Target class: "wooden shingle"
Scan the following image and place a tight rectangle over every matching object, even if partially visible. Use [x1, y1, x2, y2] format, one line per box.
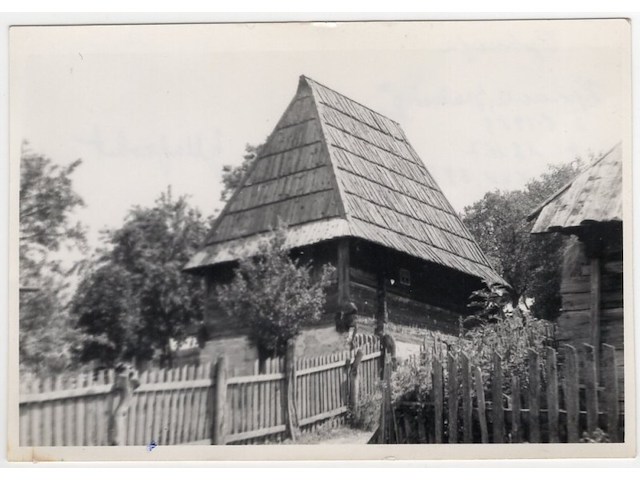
[186, 76, 502, 285]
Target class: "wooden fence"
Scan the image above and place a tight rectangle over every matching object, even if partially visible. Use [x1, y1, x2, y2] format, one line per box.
[19, 335, 381, 446]
[222, 337, 380, 444]
[19, 363, 215, 446]
[374, 342, 624, 444]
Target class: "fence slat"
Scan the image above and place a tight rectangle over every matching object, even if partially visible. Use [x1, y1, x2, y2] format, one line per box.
[433, 358, 443, 443]
[447, 353, 458, 444]
[545, 347, 559, 443]
[528, 349, 540, 443]
[53, 376, 63, 446]
[473, 367, 488, 444]
[42, 377, 52, 445]
[563, 344, 579, 442]
[75, 373, 85, 446]
[492, 353, 504, 443]
[583, 343, 598, 435]
[30, 378, 41, 446]
[602, 344, 620, 442]
[461, 354, 472, 443]
[510, 376, 521, 443]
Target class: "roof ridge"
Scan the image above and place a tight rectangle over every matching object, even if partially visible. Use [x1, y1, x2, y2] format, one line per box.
[301, 75, 403, 129]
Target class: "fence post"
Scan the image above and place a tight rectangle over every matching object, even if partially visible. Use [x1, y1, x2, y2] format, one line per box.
[461, 354, 473, 443]
[528, 349, 540, 443]
[108, 363, 139, 446]
[284, 340, 300, 441]
[474, 367, 489, 443]
[491, 353, 504, 443]
[212, 357, 227, 445]
[562, 344, 580, 442]
[447, 353, 459, 443]
[545, 347, 560, 443]
[583, 343, 598, 435]
[601, 344, 619, 442]
[348, 349, 364, 423]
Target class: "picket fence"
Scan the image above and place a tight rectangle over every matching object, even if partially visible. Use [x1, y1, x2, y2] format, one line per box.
[374, 342, 624, 444]
[19, 335, 381, 446]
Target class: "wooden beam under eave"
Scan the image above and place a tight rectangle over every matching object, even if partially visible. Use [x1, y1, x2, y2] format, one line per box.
[375, 262, 389, 336]
[337, 237, 350, 307]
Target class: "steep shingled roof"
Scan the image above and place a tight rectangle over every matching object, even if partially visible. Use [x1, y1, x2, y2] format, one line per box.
[528, 143, 623, 234]
[186, 76, 503, 284]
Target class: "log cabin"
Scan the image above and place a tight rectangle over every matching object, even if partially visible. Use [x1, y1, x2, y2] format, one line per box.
[185, 75, 503, 373]
[528, 142, 624, 399]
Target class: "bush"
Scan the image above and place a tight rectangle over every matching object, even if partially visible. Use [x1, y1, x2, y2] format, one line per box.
[391, 282, 555, 402]
[348, 387, 382, 431]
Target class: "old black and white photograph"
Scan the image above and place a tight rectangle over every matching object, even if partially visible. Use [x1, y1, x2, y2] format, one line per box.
[8, 18, 634, 461]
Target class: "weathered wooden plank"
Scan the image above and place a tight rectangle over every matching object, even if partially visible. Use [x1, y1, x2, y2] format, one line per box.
[182, 366, 194, 443]
[96, 371, 107, 446]
[601, 344, 620, 442]
[545, 347, 560, 443]
[461, 354, 472, 443]
[212, 357, 227, 445]
[447, 353, 458, 444]
[590, 257, 602, 373]
[41, 377, 52, 445]
[337, 237, 350, 306]
[492, 353, 504, 443]
[474, 367, 488, 444]
[226, 372, 285, 385]
[75, 373, 85, 446]
[225, 424, 287, 443]
[510, 376, 521, 443]
[53, 376, 63, 446]
[434, 358, 444, 444]
[563, 344, 580, 442]
[151, 369, 163, 444]
[30, 378, 41, 446]
[583, 343, 598, 435]
[19, 390, 29, 446]
[528, 350, 540, 443]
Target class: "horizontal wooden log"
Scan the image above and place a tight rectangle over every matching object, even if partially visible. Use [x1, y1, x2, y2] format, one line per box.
[225, 424, 287, 443]
[226, 373, 285, 385]
[299, 406, 348, 426]
[20, 384, 112, 404]
[135, 378, 213, 393]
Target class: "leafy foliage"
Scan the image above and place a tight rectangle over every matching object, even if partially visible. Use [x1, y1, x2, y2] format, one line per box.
[219, 143, 262, 202]
[462, 161, 583, 320]
[19, 142, 87, 375]
[216, 226, 335, 367]
[391, 283, 554, 403]
[72, 189, 208, 368]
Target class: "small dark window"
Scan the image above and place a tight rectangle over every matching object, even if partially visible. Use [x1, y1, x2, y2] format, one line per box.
[399, 268, 411, 286]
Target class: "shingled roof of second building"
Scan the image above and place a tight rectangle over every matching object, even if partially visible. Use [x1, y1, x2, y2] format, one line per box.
[186, 75, 503, 285]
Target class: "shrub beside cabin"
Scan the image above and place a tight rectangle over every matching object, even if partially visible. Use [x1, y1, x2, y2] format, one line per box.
[185, 76, 503, 373]
[528, 143, 624, 400]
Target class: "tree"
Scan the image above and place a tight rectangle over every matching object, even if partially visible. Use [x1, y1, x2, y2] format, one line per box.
[19, 142, 87, 375]
[219, 143, 261, 202]
[72, 188, 208, 368]
[462, 160, 583, 320]
[216, 227, 335, 371]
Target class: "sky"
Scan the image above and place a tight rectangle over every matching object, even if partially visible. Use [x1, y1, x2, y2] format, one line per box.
[11, 20, 631, 249]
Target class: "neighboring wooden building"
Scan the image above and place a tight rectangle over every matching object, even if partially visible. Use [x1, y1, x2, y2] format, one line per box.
[185, 75, 502, 372]
[528, 143, 624, 396]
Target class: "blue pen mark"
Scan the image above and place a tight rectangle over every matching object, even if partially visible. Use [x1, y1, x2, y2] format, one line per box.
[147, 441, 158, 452]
